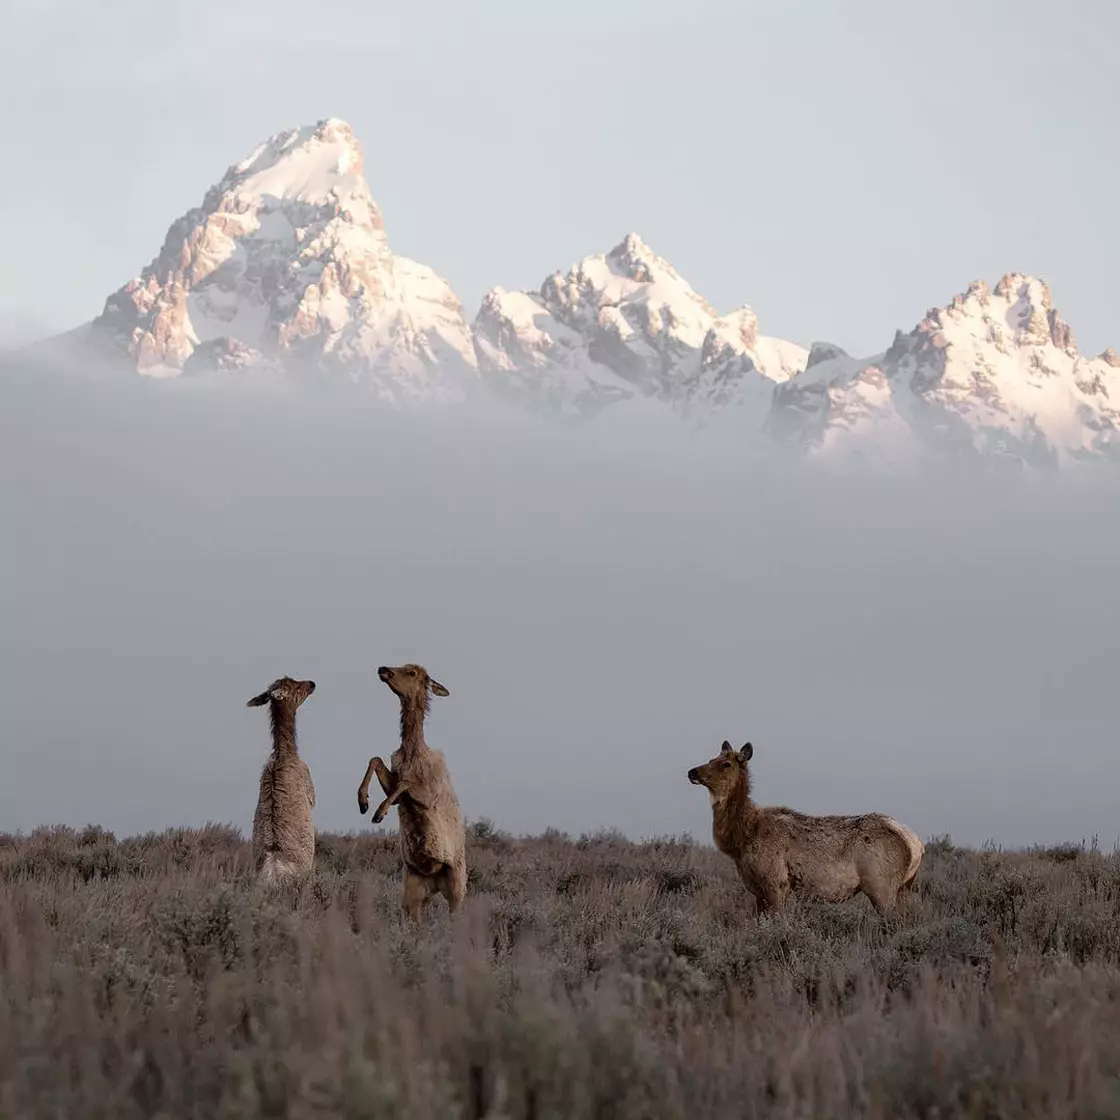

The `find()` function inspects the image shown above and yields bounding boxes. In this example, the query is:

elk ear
[739,742,753,762]
[246,691,271,707]
[429,679,450,698]
[720,740,733,754]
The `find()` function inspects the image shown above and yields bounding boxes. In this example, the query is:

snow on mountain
[769,276,1120,467]
[473,233,808,421]
[93,119,477,402]
[37,116,1120,470]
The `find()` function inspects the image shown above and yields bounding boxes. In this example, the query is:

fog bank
[2,361,1119,850]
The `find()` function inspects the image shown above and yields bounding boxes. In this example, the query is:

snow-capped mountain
[39,116,1120,468]
[769,275,1120,467]
[473,233,808,421]
[92,119,477,402]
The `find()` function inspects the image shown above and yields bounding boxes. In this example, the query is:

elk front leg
[372,780,411,824]
[358,756,395,815]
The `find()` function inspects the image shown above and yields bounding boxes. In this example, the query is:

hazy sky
[2,0,1117,357]
[2,362,1119,849]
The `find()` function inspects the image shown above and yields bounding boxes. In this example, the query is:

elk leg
[863,880,900,916]
[372,781,411,824]
[402,867,437,920]
[755,871,790,917]
[371,757,394,795]
[357,756,394,814]
[439,858,468,914]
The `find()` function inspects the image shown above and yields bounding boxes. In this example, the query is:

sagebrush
[1,823,1119,1118]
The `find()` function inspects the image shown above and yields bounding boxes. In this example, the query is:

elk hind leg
[861,877,900,916]
[894,871,919,914]
[438,858,468,914]
[402,866,438,920]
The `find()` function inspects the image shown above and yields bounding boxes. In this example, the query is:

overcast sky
[2,0,1117,357]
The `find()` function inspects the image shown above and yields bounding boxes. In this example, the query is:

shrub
[0,825,1118,1117]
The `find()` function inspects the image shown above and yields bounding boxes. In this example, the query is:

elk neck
[398,692,430,758]
[269,703,299,757]
[710,769,756,855]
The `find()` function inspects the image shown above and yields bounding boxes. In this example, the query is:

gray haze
[2,358,1119,849]
[3,0,1119,359]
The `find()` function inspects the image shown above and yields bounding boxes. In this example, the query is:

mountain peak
[603,232,692,291]
[612,231,651,255]
[91,120,476,397]
[607,230,657,268]
[218,118,370,213]
[475,235,806,418]
[771,271,1119,466]
[993,271,1051,308]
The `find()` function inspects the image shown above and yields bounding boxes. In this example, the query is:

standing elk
[688,740,923,915]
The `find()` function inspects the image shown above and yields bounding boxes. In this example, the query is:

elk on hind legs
[357,663,468,918]
[246,676,318,883]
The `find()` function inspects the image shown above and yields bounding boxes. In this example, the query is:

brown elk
[688,740,923,915]
[246,676,317,882]
[357,663,467,918]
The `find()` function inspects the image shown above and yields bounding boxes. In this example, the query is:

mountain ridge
[20,117,1120,468]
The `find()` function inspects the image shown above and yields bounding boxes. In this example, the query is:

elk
[246,676,317,882]
[357,663,467,918]
[688,740,923,915]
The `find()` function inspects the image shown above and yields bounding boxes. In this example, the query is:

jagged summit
[473,232,807,420]
[596,233,706,305]
[770,272,1120,466]
[216,119,373,212]
[92,118,477,401]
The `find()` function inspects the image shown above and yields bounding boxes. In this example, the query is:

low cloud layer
[2,358,1119,849]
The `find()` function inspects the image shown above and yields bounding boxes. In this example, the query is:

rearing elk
[246,676,317,882]
[357,663,467,918]
[688,740,923,915]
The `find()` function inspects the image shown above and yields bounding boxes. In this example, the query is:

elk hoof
[358,797,369,815]
[373,807,387,824]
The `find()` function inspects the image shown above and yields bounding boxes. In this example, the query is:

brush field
[1,823,1119,1118]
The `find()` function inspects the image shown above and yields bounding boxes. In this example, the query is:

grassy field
[1,823,1118,1119]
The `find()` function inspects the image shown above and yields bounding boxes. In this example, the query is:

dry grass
[1,823,1119,1118]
